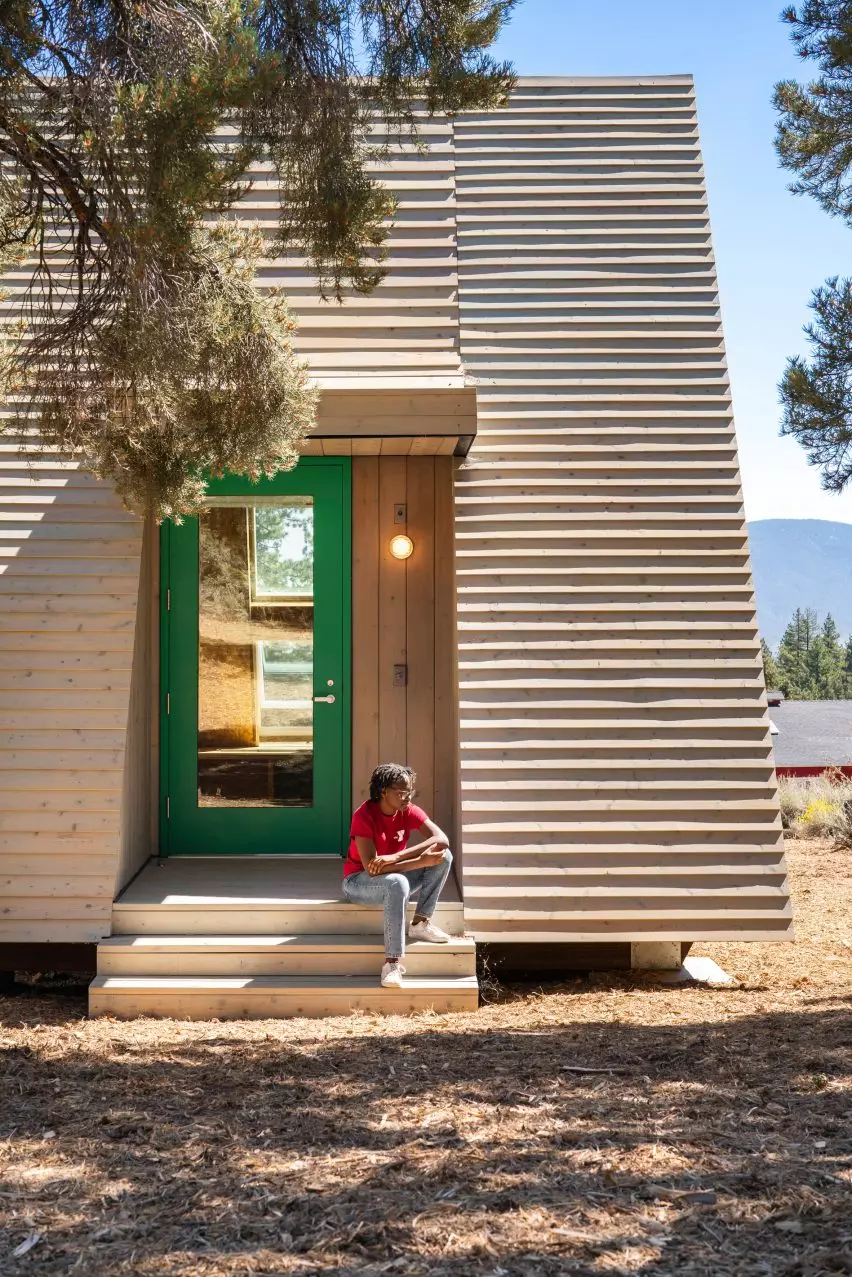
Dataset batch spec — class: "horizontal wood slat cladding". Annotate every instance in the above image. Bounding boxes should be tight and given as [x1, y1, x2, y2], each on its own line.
[0, 461, 142, 942]
[0, 79, 785, 948]
[453, 79, 788, 942]
[244, 114, 465, 391]
[351, 457, 459, 848]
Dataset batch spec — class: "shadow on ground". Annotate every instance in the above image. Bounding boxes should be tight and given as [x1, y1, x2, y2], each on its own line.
[1, 984, 850, 1276]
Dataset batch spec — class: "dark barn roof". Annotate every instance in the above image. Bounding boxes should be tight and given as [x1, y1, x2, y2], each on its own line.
[770, 700, 852, 768]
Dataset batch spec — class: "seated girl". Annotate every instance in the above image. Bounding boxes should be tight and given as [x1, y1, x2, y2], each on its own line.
[342, 763, 453, 987]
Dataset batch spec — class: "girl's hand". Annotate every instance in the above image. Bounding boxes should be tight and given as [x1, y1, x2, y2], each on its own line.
[421, 849, 447, 867]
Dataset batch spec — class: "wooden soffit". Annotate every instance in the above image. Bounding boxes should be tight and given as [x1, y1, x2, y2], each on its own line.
[302, 384, 477, 457]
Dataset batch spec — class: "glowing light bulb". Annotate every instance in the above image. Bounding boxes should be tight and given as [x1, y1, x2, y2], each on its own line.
[389, 534, 414, 560]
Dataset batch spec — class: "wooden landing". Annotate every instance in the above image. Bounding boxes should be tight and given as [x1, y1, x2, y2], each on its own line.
[90, 858, 476, 1020]
[111, 856, 464, 935]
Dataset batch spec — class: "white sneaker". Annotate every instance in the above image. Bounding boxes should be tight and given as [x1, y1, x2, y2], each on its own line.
[408, 919, 450, 944]
[380, 962, 405, 988]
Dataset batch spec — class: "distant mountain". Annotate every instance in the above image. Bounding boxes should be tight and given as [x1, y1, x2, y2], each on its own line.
[747, 519, 852, 649]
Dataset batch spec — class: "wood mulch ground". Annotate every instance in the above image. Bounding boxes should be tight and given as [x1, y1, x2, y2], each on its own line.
[1, 837, 850, 1276]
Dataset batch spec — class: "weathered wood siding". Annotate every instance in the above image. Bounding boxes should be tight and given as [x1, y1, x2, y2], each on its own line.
[243, 113, 465, 392]
[453, 78, 788, 941]
[351, 456, 459, 847]
[0, 452, 142, 942]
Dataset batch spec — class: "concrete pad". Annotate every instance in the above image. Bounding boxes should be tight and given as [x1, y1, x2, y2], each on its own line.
[650, 955, 735, 986]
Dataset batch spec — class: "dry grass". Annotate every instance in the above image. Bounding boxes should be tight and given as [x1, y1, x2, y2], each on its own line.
[1, 837, 850, 1277]
[778, 771, 852, 843]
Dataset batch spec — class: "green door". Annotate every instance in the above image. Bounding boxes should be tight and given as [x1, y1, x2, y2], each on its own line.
[160, 460, 351, 855]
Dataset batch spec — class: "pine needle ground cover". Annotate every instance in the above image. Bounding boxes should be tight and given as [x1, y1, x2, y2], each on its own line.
[1, 838, 850, 1277]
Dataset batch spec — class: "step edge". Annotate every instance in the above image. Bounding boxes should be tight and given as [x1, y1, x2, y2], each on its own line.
[90, 974, 479, 991]
[97, 935, 476, 951]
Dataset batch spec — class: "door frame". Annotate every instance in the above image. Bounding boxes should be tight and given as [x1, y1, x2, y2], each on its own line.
[158, 458, 352, 856]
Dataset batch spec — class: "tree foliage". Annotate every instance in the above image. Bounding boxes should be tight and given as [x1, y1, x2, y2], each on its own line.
[0, 1, 516, 518]
[778, 277, 852, 491]
[761, 637, 781, 689]
[765, 605, 852, 698]
[775, 2, 852, 490]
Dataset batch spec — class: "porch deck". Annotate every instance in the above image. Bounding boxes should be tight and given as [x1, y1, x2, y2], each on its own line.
[113, 855, 462, 933]
[90, 858, 475, 1018]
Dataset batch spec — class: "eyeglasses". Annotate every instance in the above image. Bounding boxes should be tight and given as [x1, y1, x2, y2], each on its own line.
[389, 788, 415, 799]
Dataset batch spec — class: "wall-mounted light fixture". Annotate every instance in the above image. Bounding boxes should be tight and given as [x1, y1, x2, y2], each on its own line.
[389, 533, 414, 561]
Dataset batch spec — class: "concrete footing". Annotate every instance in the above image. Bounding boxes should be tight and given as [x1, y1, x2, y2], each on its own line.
[630, 941, 682, 971]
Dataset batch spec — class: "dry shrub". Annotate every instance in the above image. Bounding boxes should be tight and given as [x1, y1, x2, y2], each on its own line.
[779, 768, 852, 843]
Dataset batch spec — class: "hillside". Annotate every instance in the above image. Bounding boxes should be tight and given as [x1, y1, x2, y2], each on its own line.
[747, 519, 852, 647]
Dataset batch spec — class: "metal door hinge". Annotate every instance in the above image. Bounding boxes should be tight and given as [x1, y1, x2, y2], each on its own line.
[166, 588, 171, 611]
[166, 796, 170, 819]
[166, 692, 170, 715]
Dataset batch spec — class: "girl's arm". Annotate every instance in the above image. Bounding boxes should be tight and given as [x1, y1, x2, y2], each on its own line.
[355, 834, 443, 877]
[375, 817, 449, 871]
[398, 816, 450, 859]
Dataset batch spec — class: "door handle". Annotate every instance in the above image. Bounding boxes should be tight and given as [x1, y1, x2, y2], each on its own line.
[314, 694, 336, 704]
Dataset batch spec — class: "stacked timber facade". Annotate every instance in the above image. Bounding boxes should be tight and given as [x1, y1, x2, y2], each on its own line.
[453, 79, 787, 942]
[0, 77, 789, 976]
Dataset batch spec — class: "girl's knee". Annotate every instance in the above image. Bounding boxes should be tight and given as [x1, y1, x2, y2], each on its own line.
[441, 848, 453, 866]
[384, 873, 410, 899]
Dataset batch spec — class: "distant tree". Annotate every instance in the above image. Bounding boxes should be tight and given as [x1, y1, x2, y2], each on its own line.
[775, 3, 852, 490]
[0, 1, 516, 518]
[777, 606, 820, 698]
[771, 606, 852, 697]
[761, 637, 781, 690]
[806, 612, 848, 697]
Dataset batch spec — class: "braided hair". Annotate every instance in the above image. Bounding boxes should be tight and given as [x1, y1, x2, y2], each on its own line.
[369, 763, 416, 803]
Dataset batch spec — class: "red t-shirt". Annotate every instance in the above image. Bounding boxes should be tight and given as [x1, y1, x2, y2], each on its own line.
[343, 800, 428, 878]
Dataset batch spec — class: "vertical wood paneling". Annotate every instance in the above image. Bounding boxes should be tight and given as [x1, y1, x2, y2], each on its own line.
[118, 513, 156, 893]
[352, 457, 459, 845]
[434, 457, 460, 851]
[378, 458, 408, 764]
[406, 457, 436, 816]
[351, 459, 380, 807]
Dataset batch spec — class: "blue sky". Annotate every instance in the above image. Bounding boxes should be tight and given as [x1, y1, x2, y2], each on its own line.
[490, 0, 852, 526]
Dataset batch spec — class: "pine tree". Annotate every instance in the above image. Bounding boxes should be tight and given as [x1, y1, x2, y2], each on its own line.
[761, 638, 781, 690]
[777, 606, 820, 698]
[806, 612, 847, 697]
[775, 4, 852, 490]
[0, 2, 516, 518]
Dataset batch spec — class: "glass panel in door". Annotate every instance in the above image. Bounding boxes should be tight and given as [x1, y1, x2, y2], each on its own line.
[197, 501, 315, 808]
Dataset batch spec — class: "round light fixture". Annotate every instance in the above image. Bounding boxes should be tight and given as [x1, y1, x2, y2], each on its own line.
[389, 534, 414, 561]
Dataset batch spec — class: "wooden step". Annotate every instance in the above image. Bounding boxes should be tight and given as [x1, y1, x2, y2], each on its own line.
[97, 934, 477, 978]
[112, 859, 465, 937]
[112, 900, 466, 937]
[88, 974, 480, 1020]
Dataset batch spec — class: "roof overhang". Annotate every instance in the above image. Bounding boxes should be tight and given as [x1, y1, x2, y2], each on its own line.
[303, 383, 477, 457]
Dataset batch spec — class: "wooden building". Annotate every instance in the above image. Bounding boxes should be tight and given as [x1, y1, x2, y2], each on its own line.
[0, 78, 790, 1018]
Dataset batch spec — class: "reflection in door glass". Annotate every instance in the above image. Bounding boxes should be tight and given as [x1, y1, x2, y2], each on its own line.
[197, 501, 314, 807]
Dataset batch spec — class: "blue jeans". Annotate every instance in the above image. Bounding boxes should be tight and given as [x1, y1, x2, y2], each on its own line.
[341, 850, 453, 959]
